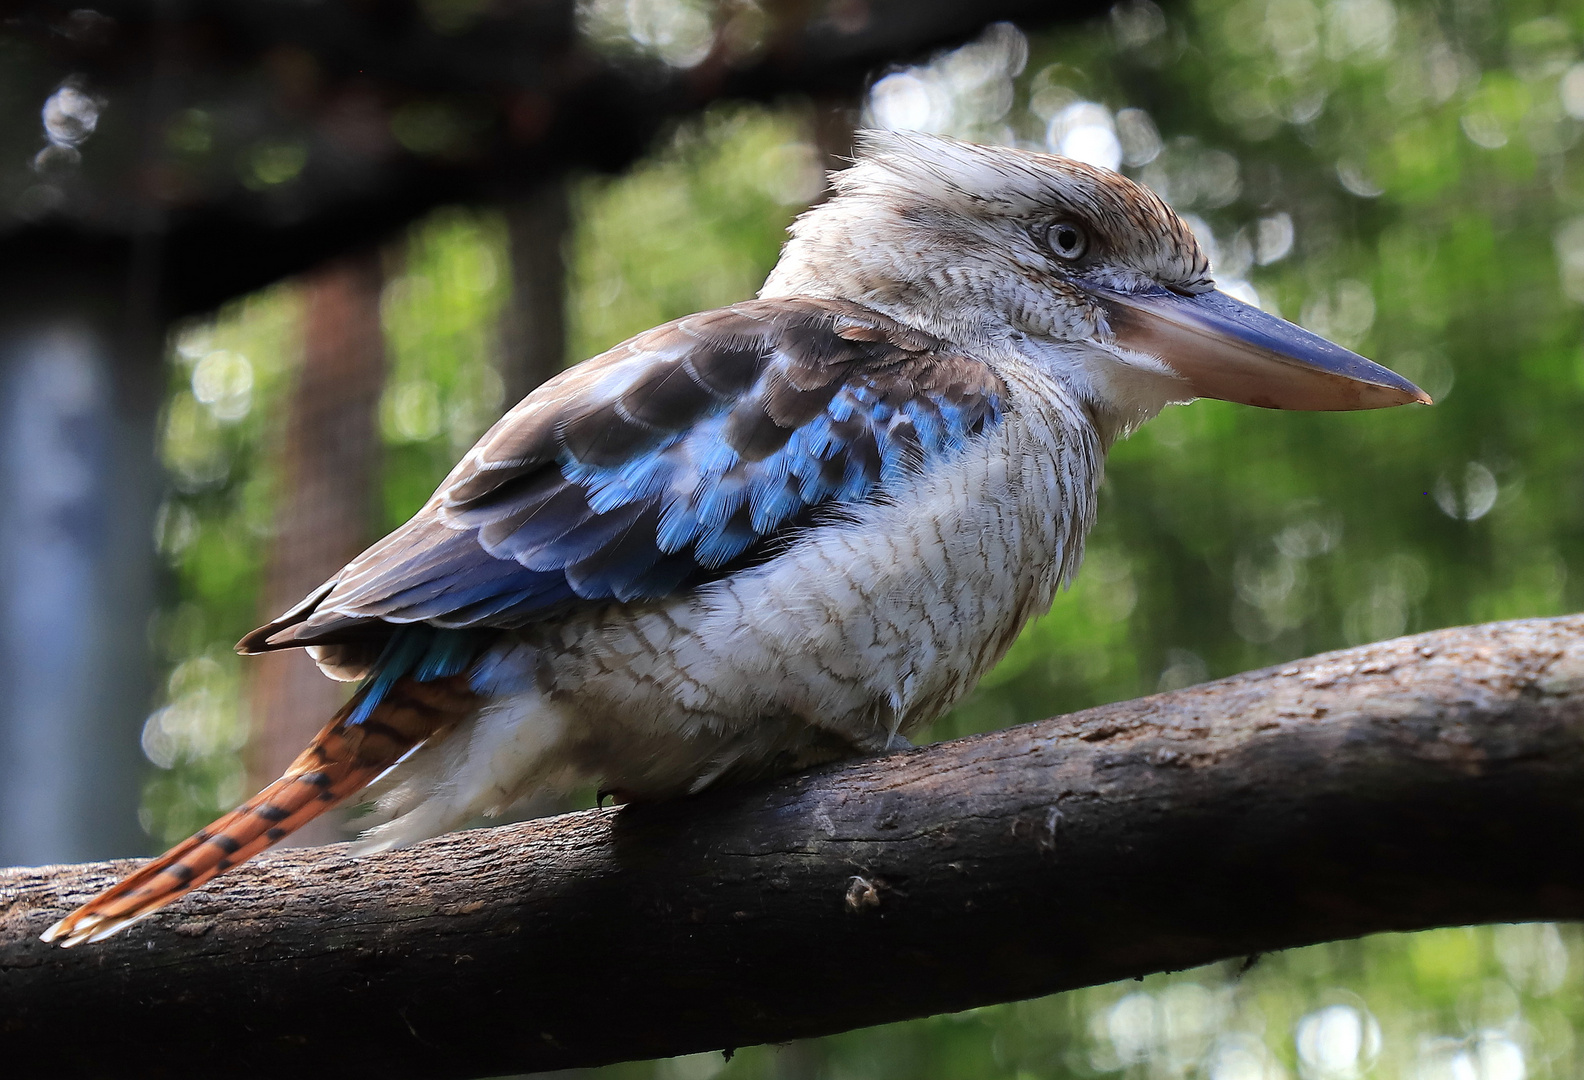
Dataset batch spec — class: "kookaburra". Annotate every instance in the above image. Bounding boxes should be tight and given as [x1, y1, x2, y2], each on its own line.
[45, 132, 1427, 946]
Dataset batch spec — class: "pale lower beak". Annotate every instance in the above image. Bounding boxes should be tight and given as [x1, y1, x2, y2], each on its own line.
[1088, 286, 1432, 411]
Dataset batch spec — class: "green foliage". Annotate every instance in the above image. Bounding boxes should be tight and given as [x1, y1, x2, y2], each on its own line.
[600, 926, 1584, 1080]
[379, 208, 511, 525]
[942, 0, 1584, 743]
[138, 0, 1584, 1073]
[141, 286, 300, 843]
[566, 105, 822, 360]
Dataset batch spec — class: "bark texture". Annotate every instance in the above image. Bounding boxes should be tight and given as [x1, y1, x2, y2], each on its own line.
[499, 184, 570, 406]
[3, 615, 1584, 1079]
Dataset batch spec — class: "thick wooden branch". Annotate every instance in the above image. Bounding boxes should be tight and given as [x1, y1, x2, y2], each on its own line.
[4, 616, 1584, 1079]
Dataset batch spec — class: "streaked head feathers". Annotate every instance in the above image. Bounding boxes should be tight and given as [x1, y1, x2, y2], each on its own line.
[764, 130, 1213, 332]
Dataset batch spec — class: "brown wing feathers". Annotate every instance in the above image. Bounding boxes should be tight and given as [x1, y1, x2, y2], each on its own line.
[238, 298, 998, 654]
[41, 675, 478, 947]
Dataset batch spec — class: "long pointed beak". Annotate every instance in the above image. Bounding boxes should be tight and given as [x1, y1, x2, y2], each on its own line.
[1089, 286, 1432, 411]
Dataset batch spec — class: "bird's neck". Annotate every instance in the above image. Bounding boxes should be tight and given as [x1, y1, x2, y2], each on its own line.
[760, 276, 997, 351]
[759, 282, 1165, 454]
[760, 209, 1020, 349]
[1008, 336, 1186, 451]
[763, 228, 1182, 449]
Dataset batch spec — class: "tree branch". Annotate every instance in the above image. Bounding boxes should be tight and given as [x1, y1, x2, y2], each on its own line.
[4, 615, 1584, 1079]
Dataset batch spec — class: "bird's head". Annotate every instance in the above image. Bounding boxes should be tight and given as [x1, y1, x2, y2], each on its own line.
[762, 131, 1428, 442]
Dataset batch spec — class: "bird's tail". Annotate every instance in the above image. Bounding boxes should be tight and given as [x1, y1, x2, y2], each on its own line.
[41, 675, 475, 948]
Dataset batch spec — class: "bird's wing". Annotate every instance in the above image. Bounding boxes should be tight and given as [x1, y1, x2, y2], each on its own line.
[239, 297, 1005, 653]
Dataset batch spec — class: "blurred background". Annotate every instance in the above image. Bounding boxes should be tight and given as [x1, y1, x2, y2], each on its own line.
[2, 0, 1583, 1077]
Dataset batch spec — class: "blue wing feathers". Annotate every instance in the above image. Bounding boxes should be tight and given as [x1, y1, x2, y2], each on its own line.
[348, 625, 485, 725]
[475, 483, 594, 560]
[656, 497, 703, 555]
[238, 298, 1006, 662]
[564, 507, 668, 599]
[528, 499, 650, 573]
[693, 504, 761, 569]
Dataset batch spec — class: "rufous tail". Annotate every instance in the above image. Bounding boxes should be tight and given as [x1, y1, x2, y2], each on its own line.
[41, 675, 475, 947]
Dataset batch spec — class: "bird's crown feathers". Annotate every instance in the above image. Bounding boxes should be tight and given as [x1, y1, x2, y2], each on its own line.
[764, 131, 1212, 334]
[849, 131, 1208, 286]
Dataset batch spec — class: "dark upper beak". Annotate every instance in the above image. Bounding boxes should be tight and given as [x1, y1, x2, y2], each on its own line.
[1087, 285, 1432, 411]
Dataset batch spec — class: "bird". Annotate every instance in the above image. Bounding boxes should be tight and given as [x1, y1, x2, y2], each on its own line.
[42, 131, 1428, 946]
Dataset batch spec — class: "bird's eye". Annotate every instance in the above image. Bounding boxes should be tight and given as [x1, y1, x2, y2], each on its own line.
[1047, 221, 1087, 261]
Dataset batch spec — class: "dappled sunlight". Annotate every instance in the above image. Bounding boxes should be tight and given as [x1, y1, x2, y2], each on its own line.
[379, 208, 510, 520]
[568, 107, 819, 360]
[868, 22, 1029, 141]
[1296, 1001, 1380, 1079]
[596, 927, 1582, 1080]
[189, 350, 255, 423]
[579, 0, 720, 70]
[1433, 462, 1499, 522]
[137, 653, 249, 845]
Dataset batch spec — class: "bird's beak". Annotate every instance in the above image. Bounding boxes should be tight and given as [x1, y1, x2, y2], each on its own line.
[1088, 286, 1432, 410]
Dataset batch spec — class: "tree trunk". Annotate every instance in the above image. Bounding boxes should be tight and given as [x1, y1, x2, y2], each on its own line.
[499, 183, 570, 407]
[247, 249, 385, 845]
[0, 308, 161, 866]
[4, 616, 1584, 1078]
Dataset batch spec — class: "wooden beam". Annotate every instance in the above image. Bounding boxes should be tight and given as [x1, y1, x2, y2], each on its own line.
[1, 0, 1112, 318]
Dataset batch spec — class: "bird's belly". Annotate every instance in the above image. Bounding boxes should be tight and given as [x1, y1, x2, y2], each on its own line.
[527, 397, 1097, 798]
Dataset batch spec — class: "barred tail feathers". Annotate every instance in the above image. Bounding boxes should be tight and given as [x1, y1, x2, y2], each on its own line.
[40, 675, 475, 947]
